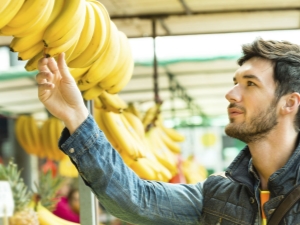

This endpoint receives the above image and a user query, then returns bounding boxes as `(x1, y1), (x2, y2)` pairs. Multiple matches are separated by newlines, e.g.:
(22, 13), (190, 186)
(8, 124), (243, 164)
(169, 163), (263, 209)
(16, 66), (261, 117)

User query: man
(36, 38), (300, 224)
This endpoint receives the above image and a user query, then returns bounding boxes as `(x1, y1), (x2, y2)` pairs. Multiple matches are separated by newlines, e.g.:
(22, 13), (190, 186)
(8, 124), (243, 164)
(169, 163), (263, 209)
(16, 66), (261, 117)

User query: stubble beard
(225, 103), (278, 143)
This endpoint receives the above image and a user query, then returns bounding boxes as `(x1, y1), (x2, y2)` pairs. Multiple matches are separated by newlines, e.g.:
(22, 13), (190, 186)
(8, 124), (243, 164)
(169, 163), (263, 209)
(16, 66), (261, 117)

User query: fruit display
(0, 0), (134, 100)
(0, 160), (80, 225)
(14, 115), (78, 178)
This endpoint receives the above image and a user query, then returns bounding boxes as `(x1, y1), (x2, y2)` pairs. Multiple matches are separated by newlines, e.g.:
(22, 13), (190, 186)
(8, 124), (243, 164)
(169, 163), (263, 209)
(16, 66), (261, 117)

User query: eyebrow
(233, 74), (261, 82)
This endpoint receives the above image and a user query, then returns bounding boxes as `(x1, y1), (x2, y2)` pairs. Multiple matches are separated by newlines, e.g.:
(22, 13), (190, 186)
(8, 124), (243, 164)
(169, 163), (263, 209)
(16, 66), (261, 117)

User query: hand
(36, 53), (88, 134)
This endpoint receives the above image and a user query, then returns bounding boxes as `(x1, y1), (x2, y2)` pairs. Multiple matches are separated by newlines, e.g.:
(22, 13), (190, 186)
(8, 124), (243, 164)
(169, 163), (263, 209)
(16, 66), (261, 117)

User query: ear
(280, 92), (300, 115)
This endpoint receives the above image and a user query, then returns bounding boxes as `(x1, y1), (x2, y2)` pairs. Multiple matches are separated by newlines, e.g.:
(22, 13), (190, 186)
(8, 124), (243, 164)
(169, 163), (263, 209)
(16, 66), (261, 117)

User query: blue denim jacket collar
(225, 134), (300, 196)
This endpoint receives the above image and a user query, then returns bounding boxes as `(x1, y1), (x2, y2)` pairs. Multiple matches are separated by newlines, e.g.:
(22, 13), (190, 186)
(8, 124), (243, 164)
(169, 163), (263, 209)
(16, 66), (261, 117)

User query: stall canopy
(0, 0), (300, 122)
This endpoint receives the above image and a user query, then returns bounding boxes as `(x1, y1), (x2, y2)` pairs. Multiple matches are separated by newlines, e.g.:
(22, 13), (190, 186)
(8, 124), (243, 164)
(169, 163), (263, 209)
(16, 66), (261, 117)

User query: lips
(227, 105), (244, 117)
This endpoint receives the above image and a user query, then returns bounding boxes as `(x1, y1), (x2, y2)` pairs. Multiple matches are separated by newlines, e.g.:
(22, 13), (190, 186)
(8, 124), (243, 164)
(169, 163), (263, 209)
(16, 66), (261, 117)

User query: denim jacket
(59, 114), (300, 225)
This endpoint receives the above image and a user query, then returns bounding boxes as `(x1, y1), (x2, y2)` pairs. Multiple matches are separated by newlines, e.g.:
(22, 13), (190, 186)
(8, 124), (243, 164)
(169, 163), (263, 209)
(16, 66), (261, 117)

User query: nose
(225, 85), (241, 103)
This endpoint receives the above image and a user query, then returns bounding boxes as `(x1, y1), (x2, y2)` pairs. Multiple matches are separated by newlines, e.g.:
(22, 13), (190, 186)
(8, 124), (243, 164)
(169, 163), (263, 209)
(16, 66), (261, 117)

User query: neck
(248, 126), (299, 190)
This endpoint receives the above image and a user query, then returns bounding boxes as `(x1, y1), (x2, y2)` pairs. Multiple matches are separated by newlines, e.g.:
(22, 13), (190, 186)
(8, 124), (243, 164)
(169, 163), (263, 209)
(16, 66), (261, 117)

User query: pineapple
(34, 170), (64, 212)
(0, 160), (39, 225)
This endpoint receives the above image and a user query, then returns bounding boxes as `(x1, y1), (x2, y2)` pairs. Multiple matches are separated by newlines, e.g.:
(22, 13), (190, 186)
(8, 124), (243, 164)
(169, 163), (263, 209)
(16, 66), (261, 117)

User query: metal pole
(152, 19), (160, 103)
(79, 100), (98, 225)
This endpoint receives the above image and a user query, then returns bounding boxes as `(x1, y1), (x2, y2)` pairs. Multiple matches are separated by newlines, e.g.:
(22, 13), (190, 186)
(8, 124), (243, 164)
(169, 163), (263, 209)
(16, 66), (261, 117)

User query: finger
(47, 57), (61, 77)
(36, 71), (54, 84)
(37, 83), (55, 97)
(57, 53), (74, 81)
(37, 57), (50, 73)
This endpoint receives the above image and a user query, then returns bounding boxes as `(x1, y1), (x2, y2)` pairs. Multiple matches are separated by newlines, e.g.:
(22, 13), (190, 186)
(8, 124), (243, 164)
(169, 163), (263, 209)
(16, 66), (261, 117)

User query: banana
(68, 0), (111, 68)
(41, 119), (56, 161)
(68, 66), (91, 80)
(122, 111), (145, 139)
(43, 0), (85, 48)
(1, 0), (54, 37)
(106, 54), (134, 94)
(142, 103), (160, 129)
(157, 114), (185, 142)
(28, 116), (45, 159)
(98, 31), (131, 90)
(15, 115), (33, 155)
(59, 155), (78, 178)
(99, 91), (127, 114)
(82, 85), (104, 100)
(145, 127), (177, 175)
(22, 115), (40, 156)
(66, 1), (95, 62)
(37, 202), (80, 225)
(156, 126), (181, 154)
(0, 0), (11, 15)
(78, 20), (120, 85)
(18, 41), (44, 61)
(94, 96), (104, 109)
(100, 110), (139, 159)
(93, 107), (119, 150)
(44, 12), (85, 58)
(120, 113), (147, 158)
(25, 50), (44, 71)
(129, 158), (157, 180)
(126, 102), (142, 120)
(0, 0), (25, 30)
(48, 117), (65, 161)
(10, 31), (43, 53)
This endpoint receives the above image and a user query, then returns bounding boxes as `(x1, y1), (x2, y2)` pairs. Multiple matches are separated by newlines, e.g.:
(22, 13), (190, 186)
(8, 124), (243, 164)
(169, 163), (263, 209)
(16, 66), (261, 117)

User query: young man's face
(224, 57), (279, 143)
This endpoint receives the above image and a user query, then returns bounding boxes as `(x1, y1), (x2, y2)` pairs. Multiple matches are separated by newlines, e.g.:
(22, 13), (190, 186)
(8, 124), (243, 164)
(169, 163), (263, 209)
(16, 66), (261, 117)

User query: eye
(247, 81), (255, 86)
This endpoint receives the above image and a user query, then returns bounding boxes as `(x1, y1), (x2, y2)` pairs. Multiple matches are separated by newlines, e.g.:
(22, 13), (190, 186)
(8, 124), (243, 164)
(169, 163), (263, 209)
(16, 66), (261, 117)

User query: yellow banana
(59, 155), (78, 178)
(67, 1), (95, 62)
(15, 115), (32, 155)
(10, 31), (43, 53)
(129, 158), (157, 180)
(156, 127), (181, 154)
(82, 85), (104, 100)
(68, 0), (111, 68)
(126, 102), (142, 120)
(23, 115), (40, 156)
(157, 114), (185, 142)
(25, 50), (44, 72)
(1, 0), (54, 37)
(41, 119), (55, 160)
(79, 20), (120, 85)
(0, 0), (25, 30)
(94, 107), (119, 150)
(28, 116), (45, 158)
(18, 41), (44, 61)
(100, 110), (139, 159)
(122, 111), (145, 140)
(11, 0), (63, 52)
(142, 103), (160, 129)
(0, 0), (11, 15)
(99, 91), (127, 114)
(37, 202), (80, 225)
(48, 117), (65, 161)
(119, 113), (146, 158)
(98, 31), (131, 90)
(43, 0), (86, 48)
(94, 96), (104, 109)
(44, 14), (85, 58)
(68, 66), (91, 80)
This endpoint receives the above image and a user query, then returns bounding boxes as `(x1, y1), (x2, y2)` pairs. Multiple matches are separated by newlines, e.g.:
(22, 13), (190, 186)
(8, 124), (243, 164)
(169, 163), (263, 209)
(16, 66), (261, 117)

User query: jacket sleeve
(59, 114), (203, 225)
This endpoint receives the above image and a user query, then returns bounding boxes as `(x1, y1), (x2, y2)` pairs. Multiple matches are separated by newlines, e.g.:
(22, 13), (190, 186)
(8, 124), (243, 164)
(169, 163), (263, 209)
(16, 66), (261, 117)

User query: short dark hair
(238, 38), (300, 130)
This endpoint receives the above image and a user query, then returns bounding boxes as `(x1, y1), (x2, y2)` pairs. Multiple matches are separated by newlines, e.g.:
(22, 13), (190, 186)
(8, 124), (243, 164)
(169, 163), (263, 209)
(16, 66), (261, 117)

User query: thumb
(57, 53), (73, 81)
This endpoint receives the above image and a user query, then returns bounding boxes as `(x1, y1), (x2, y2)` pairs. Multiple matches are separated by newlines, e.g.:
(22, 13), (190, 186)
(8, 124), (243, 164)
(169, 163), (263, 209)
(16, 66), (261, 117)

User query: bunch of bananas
(15, 115), (64, 161)
(0, 0), (134, 99)
(182, 155), (208, 184)
(93, 101), (187, 182)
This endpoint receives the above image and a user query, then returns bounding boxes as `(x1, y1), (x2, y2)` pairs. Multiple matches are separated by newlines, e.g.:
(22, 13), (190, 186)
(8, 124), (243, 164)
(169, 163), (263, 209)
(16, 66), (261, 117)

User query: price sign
(0, 181), (14, 218)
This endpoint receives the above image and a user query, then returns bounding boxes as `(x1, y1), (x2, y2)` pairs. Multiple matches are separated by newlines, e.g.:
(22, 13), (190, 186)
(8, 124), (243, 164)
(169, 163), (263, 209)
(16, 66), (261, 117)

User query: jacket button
(249, 197), (255, 204)
(69, 148), (75, 153)
(268, 209), (275, 214)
